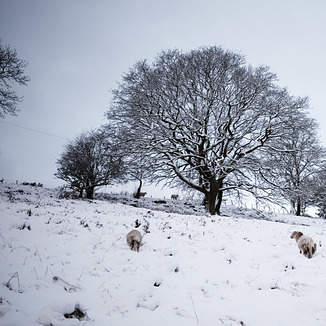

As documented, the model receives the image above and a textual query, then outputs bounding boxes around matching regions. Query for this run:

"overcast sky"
[0,0,325,196]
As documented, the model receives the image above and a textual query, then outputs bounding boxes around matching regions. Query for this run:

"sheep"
[126,229,142,252]
[171,194,179,200]
[290,231,317,259]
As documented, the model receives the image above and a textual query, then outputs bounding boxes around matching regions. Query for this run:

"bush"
[57,186,80,199]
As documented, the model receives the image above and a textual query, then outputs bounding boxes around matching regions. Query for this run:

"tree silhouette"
[0,39,30,118]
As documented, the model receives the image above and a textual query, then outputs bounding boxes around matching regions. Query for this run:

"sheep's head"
[290,231,303,241]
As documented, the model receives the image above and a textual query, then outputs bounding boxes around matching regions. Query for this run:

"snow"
[1,183,326,326]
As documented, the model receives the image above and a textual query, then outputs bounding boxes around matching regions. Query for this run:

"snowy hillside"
[1,183,326,326]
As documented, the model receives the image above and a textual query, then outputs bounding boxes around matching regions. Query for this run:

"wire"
[0,120,69,140]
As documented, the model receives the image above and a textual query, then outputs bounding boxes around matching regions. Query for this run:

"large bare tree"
[0,39,30,118]
[106,46,308,214]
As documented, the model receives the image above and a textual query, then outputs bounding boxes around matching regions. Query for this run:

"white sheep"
[290,231,317,259]
[126,229,142,252]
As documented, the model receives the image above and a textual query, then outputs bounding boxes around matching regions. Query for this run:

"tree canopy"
[106,46,314,214]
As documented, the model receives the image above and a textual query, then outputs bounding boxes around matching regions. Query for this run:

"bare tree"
[312,167,326,218]
[106,46,308,214]
[256,114,326,215]
[55,129,124,199]
[0,39,30,118]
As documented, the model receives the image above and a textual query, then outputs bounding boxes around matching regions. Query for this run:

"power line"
[0,120,69,140]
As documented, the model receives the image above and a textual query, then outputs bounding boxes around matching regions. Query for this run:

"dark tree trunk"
[215,189,223,215]
[79,188,84,198]
[296,197,301,216]
[205,179,222,215]
[290,200,296,214]
[134,179,143,199]
[205,190,219,215]
[86,186,95,199]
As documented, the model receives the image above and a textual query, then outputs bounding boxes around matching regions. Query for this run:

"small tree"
[106,46,308,214]
[55,129,124,199]
[0,39,30,118]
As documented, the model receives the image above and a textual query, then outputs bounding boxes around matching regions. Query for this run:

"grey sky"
[0,0,325,194]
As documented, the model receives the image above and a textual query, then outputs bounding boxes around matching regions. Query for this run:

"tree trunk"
[134,179,143,198]
[215,189,223,215]
[296,197,301,216]
[205,179,222,215]
[205,190,218,215]
[86,186,95,199]
[79,188,84,198]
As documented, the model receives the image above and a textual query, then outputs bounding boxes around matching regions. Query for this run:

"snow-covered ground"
[1,183,326,326]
